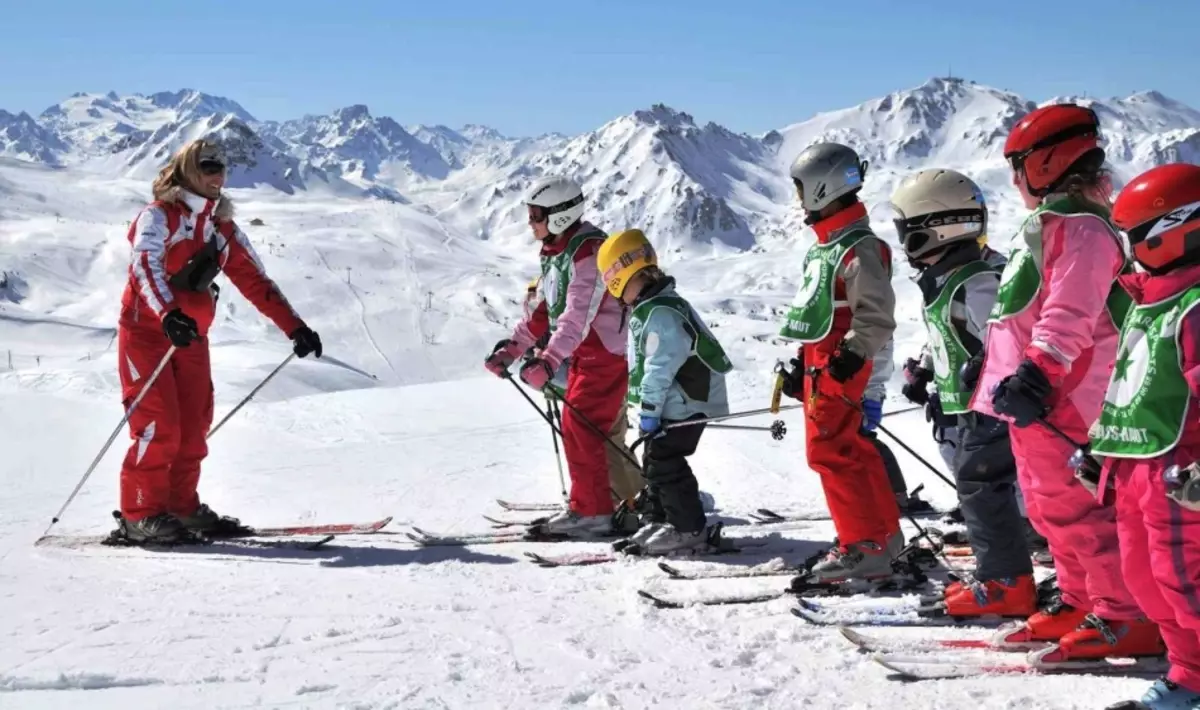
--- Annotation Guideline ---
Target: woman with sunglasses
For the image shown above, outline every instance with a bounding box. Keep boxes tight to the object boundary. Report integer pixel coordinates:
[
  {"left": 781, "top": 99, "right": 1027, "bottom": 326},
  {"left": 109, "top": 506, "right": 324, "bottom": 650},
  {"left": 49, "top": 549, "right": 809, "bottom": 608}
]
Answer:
[
  {"left": 484, "top": 176, "right": 629, "bottom": 538},
  {"left": 1089, "top": 164, "right": 1200, "bottom": 710},
  {"left": 112, "top": 138, "right": 322, "bottom": 545},
  {"left": 970, "top": 105, "right": 1163, "bottom": 664}
]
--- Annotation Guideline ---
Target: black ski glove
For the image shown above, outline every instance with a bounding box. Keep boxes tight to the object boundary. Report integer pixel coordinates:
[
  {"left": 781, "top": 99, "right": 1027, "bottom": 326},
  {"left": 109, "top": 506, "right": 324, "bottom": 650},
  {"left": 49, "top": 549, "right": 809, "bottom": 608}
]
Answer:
[
  {"left": 290, "top": 326, "right": 323, "bottom": 358},
  {"left": 162, "top": 308, "right": 199, "bottom": 348},
  {"left": 960, "top": 353, "right": 983, "bottom": 392},
  {"left": 827, "top": 344, "right": 866, "bottom": 383},
  {"left": 991, "top": 359, "right": 1052, "bottom": 428},
  {"left": 901, "top": 357, "right": 934, "bottom": 405},
  {"left": 778, "top": 357, "right": 805, "bottom": 399},
  {"left": 925, "top": 391, "right": 958, "bottom": 443}
]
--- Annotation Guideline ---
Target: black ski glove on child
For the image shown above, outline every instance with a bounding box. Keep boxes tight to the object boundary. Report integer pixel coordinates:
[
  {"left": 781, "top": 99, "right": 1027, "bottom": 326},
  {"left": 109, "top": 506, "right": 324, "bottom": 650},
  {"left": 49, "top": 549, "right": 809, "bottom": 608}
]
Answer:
[{"left": 992, "top": 359, "right": 1052, "bottom": 428}]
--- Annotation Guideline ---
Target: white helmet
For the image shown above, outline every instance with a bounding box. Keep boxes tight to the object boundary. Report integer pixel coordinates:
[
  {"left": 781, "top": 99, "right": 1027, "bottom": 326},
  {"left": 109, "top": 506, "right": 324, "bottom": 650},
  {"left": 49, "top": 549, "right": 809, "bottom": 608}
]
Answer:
[
  {"left": 525, "top": 176, "right": 585, "bottom": 236},
  {"left": 888, "top": 169, "right": 987, "bottom": 261}
]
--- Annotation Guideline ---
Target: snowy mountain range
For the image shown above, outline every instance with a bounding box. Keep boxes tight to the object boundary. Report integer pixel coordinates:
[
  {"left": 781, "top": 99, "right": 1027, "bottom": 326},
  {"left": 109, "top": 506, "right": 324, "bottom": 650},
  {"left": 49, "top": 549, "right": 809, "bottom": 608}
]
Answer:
[
  {"left": 2, "top": 77, "right": 1198, "bottom": 393},
  {"left": 4, "top": 78, "right": 1198, "bottom": 253}
]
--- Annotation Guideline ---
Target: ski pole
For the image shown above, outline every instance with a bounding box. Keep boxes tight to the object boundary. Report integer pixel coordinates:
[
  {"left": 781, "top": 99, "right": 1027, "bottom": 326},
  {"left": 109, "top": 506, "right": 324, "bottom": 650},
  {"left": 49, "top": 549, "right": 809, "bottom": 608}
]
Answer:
[
  {"left": 43, "top": 345, "right": 177, "bottom": 536},
  {"left": 708, "top": 421, "right": 788, "bottom": 439},
  {"left": 207, "top": 352, "right": 296, "bottom": 439},
  {"left": 875, "top": 423, "right": 958, "bottom": 491},
  {"left": 546, "top": 387, "right": 643, "bottom": 469},
  {"left": 545, "top": 395, "right": 568, "bottom": 502},
  {"left": 639, "top": 403, "right": 807, "bottom": 436}
]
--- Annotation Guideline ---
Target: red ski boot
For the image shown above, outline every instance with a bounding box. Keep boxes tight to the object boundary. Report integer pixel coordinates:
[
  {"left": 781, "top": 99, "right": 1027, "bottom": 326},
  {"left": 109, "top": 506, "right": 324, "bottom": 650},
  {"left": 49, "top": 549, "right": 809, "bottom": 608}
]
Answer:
[
  {"left": 944, "top": 575, "right": 1039, "bottom": 619},
  {"left": 991, "top": 595, "right": 1092, "bottom": 650},
  {"left": 1031, "top": 615, "right": 1165, "bottom": 665}
]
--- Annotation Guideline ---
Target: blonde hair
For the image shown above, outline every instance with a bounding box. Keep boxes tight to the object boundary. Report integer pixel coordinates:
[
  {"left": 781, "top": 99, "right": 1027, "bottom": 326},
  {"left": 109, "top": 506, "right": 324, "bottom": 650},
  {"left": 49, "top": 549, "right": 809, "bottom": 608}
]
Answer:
[{"left": 152, "top": 139, "right": 217, "bottom": 202}]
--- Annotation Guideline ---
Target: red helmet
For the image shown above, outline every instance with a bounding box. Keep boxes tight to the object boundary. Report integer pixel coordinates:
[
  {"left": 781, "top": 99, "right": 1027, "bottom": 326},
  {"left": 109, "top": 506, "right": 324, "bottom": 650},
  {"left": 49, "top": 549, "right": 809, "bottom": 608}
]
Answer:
[
  {"left": 1004, "top": 103, "right": 1103, "bottom": 196},
  {"left": 1112, "top": 163, "right": 1200, "bottom": 273}
]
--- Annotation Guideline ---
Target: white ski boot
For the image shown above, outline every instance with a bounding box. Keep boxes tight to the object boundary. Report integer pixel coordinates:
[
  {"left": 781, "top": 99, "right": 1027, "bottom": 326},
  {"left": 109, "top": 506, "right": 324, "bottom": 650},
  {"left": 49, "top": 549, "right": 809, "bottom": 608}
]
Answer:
[
  {"left": 793, "top": 531, "right": 905, "bottom": 589},
  {"left": 538, "top": 509, "right": 614, "bottom": 539},
  {"left": 638, "top": 524, "right": 712, "bottom": 556}
]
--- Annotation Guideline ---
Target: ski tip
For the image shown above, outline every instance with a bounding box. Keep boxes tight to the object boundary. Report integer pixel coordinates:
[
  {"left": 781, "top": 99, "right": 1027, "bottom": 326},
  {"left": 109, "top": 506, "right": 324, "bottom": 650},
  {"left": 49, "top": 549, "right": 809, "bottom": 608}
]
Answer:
[
  {"left": 636, "top": 589, "right": 682, "bottom": 609},
  {"left": 522, "top": 551, "right": 555, "bottom": 567},
  {"left": 657, "top": 561, "right": 683, "bottom": 577},
  {"left": 871, "top": 654, "right": 915, "bottom": 678},
  {"left": 839, "top": 626, "right": 868, "bottom": 647}
]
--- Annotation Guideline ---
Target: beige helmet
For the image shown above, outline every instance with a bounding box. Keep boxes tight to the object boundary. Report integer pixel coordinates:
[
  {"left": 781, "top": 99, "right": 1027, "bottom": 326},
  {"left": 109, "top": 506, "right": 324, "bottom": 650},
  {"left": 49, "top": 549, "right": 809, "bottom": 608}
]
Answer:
[{"left": 889, "top": 169, "right": 987, "bottom": 260}]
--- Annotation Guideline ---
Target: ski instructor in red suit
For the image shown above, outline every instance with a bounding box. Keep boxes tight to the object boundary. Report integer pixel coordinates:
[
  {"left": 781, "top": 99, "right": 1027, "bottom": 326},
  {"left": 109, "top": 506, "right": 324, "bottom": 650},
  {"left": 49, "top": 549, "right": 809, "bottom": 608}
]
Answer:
[{"left": 114, "top": 138, "right": 322, "bottom": 545}]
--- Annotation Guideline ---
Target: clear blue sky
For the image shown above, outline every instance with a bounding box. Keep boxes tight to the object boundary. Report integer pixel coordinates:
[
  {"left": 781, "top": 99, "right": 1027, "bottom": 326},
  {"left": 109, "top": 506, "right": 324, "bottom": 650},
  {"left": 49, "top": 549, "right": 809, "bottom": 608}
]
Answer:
[{"left": 4, "top": 0, "right": 1196, "bottom": 137}]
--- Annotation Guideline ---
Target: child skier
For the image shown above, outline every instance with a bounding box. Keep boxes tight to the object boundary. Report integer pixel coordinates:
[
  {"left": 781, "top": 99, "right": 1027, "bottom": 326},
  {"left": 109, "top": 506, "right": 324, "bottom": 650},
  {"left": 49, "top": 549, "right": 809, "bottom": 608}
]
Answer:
[
  {"left": 519, "top": 277, "right": 645, "bottom": 505},
  {"left": 596, "top": 228, "right": 732, "bottom": 555},
  {"left": 776, "top": 142, "right": 904, "bottom": 585},
  {"left": 483, "top": 177, "right": 628, "bottom": 538},
  {"left": 889, "top": 168, "right": 1036, "bottom": 617},
  {"left": 1089, "top": 164, "right": 1200, "bottom": 710},
  {"left": 971, "top": 103, "right": 1162, "bottom": 661}
]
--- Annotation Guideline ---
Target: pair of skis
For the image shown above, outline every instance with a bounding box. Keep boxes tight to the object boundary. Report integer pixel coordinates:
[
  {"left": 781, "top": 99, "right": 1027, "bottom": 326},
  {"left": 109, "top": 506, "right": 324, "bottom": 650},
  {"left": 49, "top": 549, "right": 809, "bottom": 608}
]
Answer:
[
  {"left": 790, "top": 597, "right": 1167, "bottom": 679},
  {"left": 36, "top": 516, "right": 395, "bottom": 553}
]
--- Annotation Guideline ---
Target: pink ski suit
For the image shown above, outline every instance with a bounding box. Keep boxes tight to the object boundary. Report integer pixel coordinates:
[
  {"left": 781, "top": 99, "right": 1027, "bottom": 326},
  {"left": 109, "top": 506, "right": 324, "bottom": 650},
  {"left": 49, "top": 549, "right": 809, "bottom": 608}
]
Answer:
[
  {"left": 1102, "top": 264, "right": 1200, "bottom": 693},
  {"left": 969, "top": 196, "right": 1141, "bottom": 620},
  {"left": 508, "top": 221, "right": 629, "bottom": 516}
]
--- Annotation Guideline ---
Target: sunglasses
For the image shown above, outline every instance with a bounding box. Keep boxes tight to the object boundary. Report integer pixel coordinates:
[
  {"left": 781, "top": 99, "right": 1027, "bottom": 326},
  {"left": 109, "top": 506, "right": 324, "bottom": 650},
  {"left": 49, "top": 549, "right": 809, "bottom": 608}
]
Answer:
[{"left": 199, "top": 160, "right": 226, "bottom": 176}]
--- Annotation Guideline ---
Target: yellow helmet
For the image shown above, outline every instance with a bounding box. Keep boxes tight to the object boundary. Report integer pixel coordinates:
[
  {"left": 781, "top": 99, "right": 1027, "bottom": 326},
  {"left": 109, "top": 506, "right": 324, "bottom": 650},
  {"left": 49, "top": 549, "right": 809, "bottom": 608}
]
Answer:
[
  {"left": 526, "top": 276, "right": 539, "bottom": 293},
  {"left": 597, "top": 229, "right": 657, "bottom": 299}
]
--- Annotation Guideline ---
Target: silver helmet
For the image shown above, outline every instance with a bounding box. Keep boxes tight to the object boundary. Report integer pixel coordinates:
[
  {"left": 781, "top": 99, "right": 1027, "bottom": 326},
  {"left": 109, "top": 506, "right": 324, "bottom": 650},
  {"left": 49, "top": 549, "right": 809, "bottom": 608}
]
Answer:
[
  {"left": 789, "top": 142, "right": 868, "bottom": 213},
  {"left": 889, "top": 169, "right": 987, "bottom": 261}
]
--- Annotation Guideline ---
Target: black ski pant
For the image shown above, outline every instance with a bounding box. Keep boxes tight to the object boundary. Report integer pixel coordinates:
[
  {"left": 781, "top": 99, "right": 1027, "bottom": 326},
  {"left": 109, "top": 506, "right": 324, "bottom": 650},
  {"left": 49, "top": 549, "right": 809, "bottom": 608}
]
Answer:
[
  {"left": 643, "top": 414, "right": 707, "bottom": 534},
  {"left": 954, "top": 411, "right": 1034, "bottom": 581}
]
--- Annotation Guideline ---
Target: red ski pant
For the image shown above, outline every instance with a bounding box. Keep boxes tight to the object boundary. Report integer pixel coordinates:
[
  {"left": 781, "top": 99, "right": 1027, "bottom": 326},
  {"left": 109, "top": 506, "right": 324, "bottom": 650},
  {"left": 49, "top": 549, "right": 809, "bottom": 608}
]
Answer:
[
  {"left": 118, "top": 322, "right": 213, "bottom": 522},
  {"left": 1010, "top": 420, "right": 1140, "bottom": 619},
  {"left": 1114, "top": 456, "right": 1200, "bottom": 692},
  {"left": 803, "top": 344, "right": 901, "bottom": 547},
  {"left": 562, "top": 350, "right": 627, "bottom": 516}
]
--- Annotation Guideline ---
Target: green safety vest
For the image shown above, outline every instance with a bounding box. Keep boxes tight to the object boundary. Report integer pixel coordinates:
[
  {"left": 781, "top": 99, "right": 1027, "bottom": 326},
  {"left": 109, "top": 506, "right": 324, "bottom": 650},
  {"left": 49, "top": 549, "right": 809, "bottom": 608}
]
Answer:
[
  {"left": 1089, "top": 284, "right": 1200, "bottom": 458},
  {"left": 779, "top": 229, "right": 870, "bottom": 342},
  {"left": 990, "top": 197, "right": 1132, "bottom": 329},
  {"left": 539, "top": 226, "right": 607, "bottom": 329},
  {"left": 923, "top": 260, "right": 1000, "bottom": 414},
  {"left": 627, "top": 294, "right": 733, "bottom": 405}
]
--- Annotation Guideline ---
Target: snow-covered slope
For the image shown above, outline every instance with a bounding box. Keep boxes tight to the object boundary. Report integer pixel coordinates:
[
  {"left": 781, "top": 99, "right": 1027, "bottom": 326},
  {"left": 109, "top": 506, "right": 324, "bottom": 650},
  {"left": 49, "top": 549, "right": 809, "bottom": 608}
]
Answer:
[{"left": 0, "top": 78, "right": 1197, "bottom": 709}]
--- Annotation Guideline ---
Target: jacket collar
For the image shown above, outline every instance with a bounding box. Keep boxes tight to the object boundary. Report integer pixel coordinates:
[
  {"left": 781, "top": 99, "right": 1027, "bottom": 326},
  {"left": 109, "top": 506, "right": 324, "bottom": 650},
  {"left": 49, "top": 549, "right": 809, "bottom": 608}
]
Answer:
[{"left": 811, "top": 202, "right": 868, "bottom": 244}]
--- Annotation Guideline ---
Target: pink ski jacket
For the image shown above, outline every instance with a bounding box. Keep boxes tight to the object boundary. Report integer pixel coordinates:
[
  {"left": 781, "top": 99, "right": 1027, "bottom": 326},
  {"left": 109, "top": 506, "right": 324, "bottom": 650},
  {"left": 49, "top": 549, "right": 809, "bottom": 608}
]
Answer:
[{"left": 970, "top": 197, "right": 1128, "bottom": 436}]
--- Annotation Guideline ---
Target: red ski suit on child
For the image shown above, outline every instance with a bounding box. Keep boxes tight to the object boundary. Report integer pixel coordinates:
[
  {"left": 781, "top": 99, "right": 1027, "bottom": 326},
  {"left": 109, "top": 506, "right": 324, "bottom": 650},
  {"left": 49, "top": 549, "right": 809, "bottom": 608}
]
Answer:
[
  {"left": 1103, "top": 264, "right": 1200, "bottom": 692},
  {"left": 792, "top": 203, "right": 901, "bottom": 547},
  {"left": 119, "top": 188, "right": 306, "bottom": 521},
  {"left": 970, "top": 202, "right": 1141, "bottom": 619}
]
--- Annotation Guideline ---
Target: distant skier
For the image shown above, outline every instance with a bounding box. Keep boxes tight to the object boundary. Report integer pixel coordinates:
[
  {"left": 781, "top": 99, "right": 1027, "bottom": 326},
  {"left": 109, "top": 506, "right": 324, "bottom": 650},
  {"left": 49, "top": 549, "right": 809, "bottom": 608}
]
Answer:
[
  {"left": 596, "top": 228, "right": 732, "bottom": 555},
  {"left": 776, "top": 142, "right": 904, "bottom": 584},
  {"left": 115, "top": 138, "right": 322, "bottom": 544},
  {"left": 484, "top": 177, "right": 627, "bottom": 537},
  {"left": 1090, "top": 164, "right": 1200, "bottom": 710},
  {"left": 889, "top": 168, "right": 1036, "bottom": 618},
  {"left": 975, "top": 104, "right": 1162, "bottom": 660},
  {"left": 520, "top": 276, "right": 644, "bottom": 505}
]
